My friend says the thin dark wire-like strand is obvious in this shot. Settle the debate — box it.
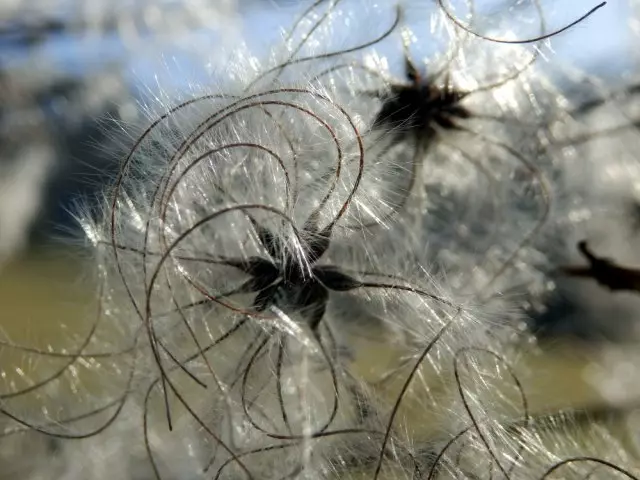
[151,254,228,404]
[395,1,478,110]
[155,100,340,241]
[110,41,368,334]
[283,0,336,45]
[200,317,258,454]
[159,137,293,214]
[149,284,269,430]
[276,337,293,435]
[211,443,298,479]
[0,334,138,359]
[110,93,235,324]
[372,310,461,480]
[304,129,392,229]
[153,91,338,220]
[539,457,639,480]
[284,0,342,44]
[0,394,128,439]
[452,435,476,477]
[234,330,329,441]
[0,297,143,440]
[308,320,341,435]
[379,0,542,105]
[0,335,99,400]
[318,320,341,367]
[239,334,315,437]
[98,260,268,324]
[154,292,266,436]
[0,390,129,440]
[181,273,279,324]
[437,0,606,45]
[456,352,512,478]
[162,143,293,219]
[242,342,290,434]
[258,107,300,203]
[239,318,341,439]
[118,88,342,466]
[153,99,342,270]
[142,380,167,480]
[108,243,442,322]
[146,205,304,428]
[244,4,400,92]
[251,0,341,88]
[358,281,457,309]
[108,96,237,424]
[567,83,640,117]
[139,301,249,476]
[0,279,114,400]
[141,254,214,389]
[157,145,292,393]
[104,241,283,269]
[151,89,363,236]
[158,116,360,316]
[229,337,299,448]
[159,258,238,394]
[311,61,392,87]
[460,0,546,94]
[157,336,208,388]
[146,192,283,315]
[141,322,256,480]
[156,263,215,426]
[143,204,303,414]
[211,427,390,479]
[427,384,639,478]
[0,284,138,439]
[454,347,530,478]
[225,328,273,418]
[278,464,305,480]
[337,4,542,231]
[427,425,475,480]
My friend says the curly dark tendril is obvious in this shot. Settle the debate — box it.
[136,174,456,470]
[372,309,462,480]
[29,1,627,478]
[140,315,255,480]
[437,0,606,45]
[110,87,365,432]
[451,347,529,479]
[0,282,137,440]
[245,3,401,91]
[367,46,552,292]
[539,457,639,480]
[326,4,552,273]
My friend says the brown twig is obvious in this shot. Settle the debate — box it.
[560,241,640,293]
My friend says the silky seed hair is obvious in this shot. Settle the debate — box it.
[308,0,566,306]
[74,4,472,477]
[92,2,513,477]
